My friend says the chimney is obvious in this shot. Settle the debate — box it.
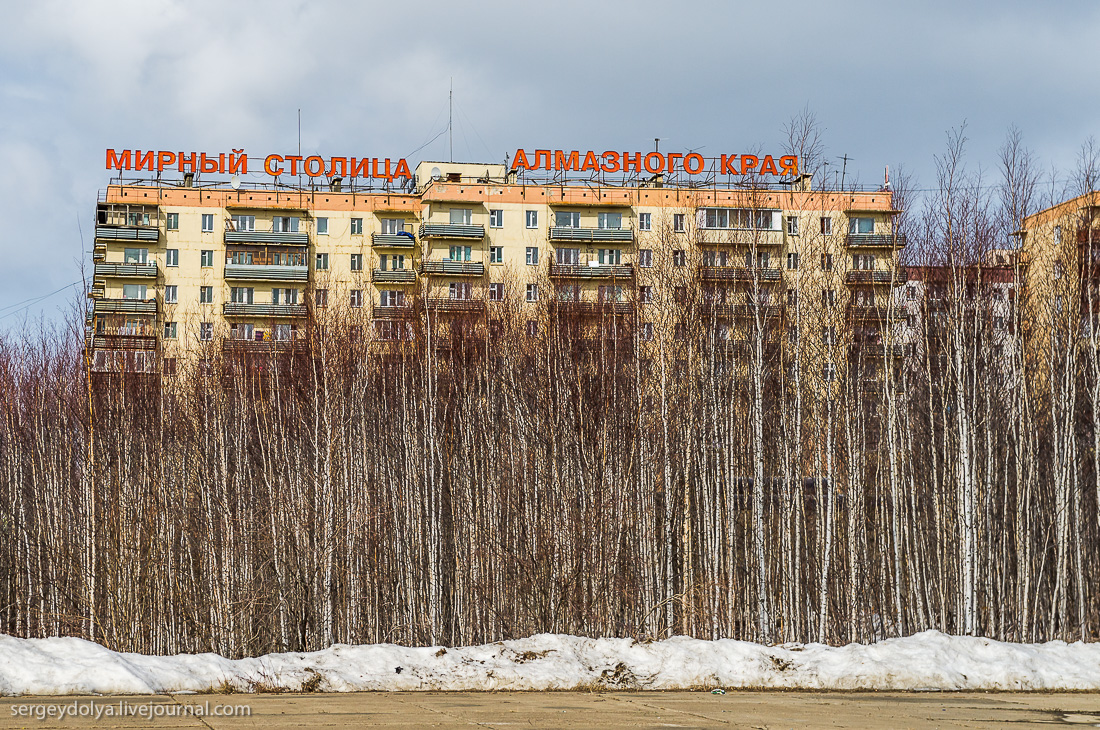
[330,176,343,192]
[182,172,194,188]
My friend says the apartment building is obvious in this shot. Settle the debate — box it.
[87,160,906,375]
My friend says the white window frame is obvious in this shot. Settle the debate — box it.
[526,210,538,229]
[166,249,178,267]
[316,217,328,235]
[201,214,214,233]
[638,212,651,231]
[526,246,539,266]
[489,210,503,228]
[526,283,538,302]
[164,285,177,304]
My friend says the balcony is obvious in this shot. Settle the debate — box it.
[92,298,157,316]
[89,325,157,351]
[846,234,906,249]
[699,266,782,282]
[372,269,416,283]
[549,227,635,243]
[419,261,485,276]
[703,303,782,319]
[372,232,417,247]
[696,228,785,246]
[549,263,634,280]
[224,264,309,282]
[845,269,904,285]
[222,303,308,318]
[427,298,486,313]
[224,229,309,246]
[374,304,416,318]
[222,336,309,354]
[847,305,893,321]
[95,224,159,242]
[418,223,485,239]
[94,262,158,279]
[551,300,634,315]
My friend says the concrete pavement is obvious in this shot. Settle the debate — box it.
[2,691,1100,728]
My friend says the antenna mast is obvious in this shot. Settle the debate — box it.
[449,79,453,163]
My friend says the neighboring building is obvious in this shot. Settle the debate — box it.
[86,161,906,378]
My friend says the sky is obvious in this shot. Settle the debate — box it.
[1,0,1098,327]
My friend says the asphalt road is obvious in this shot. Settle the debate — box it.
[2,691,1099,728]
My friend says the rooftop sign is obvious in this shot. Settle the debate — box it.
[105,150,412,181]
[511,149,798,177]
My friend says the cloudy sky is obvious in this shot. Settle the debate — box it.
[1,0,1098,326]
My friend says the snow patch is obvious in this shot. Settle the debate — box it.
[1,631,1098,695]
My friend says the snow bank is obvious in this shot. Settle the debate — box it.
[2,631,1099,695]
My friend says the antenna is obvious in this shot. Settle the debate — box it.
[449,79,453,163]
[298,108,302,187]
[838,154,852,190]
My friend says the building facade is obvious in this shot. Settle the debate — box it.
[87,161,906,376]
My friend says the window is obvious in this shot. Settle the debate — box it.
[598,212,622,230]
[821,288,836,306]
[230,214,255,232]
[381,218,404,234]
[201,214,214,232]
[639,249,653,268]
[350,253,363,271]
[315,253,329,270]
[1055,224,1063,242]
[526,320,538,337]
[123,248,148,264]
[315,289,328,307]
[704,250,728,267]
[350,289,364,308]
[230,287,254,304]
[786,216,799,235]
[821,253,833,271]
[122,284,147,299]
[164,322,177,339]
[907,314,917,328]
[822,363,836,382]
[598,285,623,302]
[201,250,213,267]
[788,325,798,344]
[1055,295,1064,313]
[449,245,472,261]
[639,213,651,231]
[489,282,504,301]
[1054,259,1063,280]
[557,284,579,302]
[526,246,539,266]
[490,246,503,263]
[673,213,685,232]
[598,249,622,265]
[316,217,328,235]
[489,210,503,228]
[379,290,405,307]
[271,288,298,305]
[787,252,799,270]
[555,211,580,228]
[526,210,538,228]
[200,286,213,303]
[166,213,179,231]
[641,322,654,341]
[164,285,177,304]
[166,249,178,267]
[199,322,213,341]
[350,218,363,235]
[849,217,874,235]
[820,217,832,235]
[232,323,254,341]
[449,282,471,300]
[907,284,917,300]
[853,254,875,270]
[673,250,686,267]
[674,286,687,302]
[526,283,539,302]
[272,216,299,233]
[380,254,405,271]
[556,247,579,265]
[822,326,836,345]
[787,289,797,306]
[994,316,1005,331]
[449,208,472,225]
[639,285,652,303]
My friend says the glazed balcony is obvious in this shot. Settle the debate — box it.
[371,232,417,247]
[548,227,635,243]
[549,263,634,280]
[418,223,485,239]
[699,266,781,282]
[696,229,785,246]
[94,262,158,279]
[846,234,906,249]
[372,269,417,283]
[93,298,157,316]
[224,264,308,282]
[224,230,309,246]
[222,303,308,318]
[419,261,485,276]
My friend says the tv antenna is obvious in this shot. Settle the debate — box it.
[838,154,853,190]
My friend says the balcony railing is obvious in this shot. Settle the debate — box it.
[418,223,485,239]
[847,304,892,320]
[222,336,309,354]
[372,269,417,283]
[845,269,904,284]
[549,227,635,243]
[846,234,906,249]
[88,332,157,351]
[419,261,485,276]
[224,264,309,281]
[702,303,782,319]
[224,230,309,246]
[92,298,157,316]
[426,298,486,312]
[699,266,781,282]
[696,228,785,246]
[549,263,634,280]
[371,232,417,247]
[551,300,634,315]
[373,304,416,317]
[222,303,308,318]
[94,224,159,242]
[94,262,158,278]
